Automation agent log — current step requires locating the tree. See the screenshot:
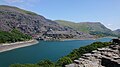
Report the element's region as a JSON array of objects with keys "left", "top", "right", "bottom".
[
  {"left": 37, "top": 59, "right": 55, "bottom": 67},
  {"left": 0, "top": 29, "right": 32, "bottom": 44},
  {"left": 10, "top": 64, "right": 39, "bottom": 67},
  {"left": 56, "top": 57, "right": 72, "bottom": 67}
]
